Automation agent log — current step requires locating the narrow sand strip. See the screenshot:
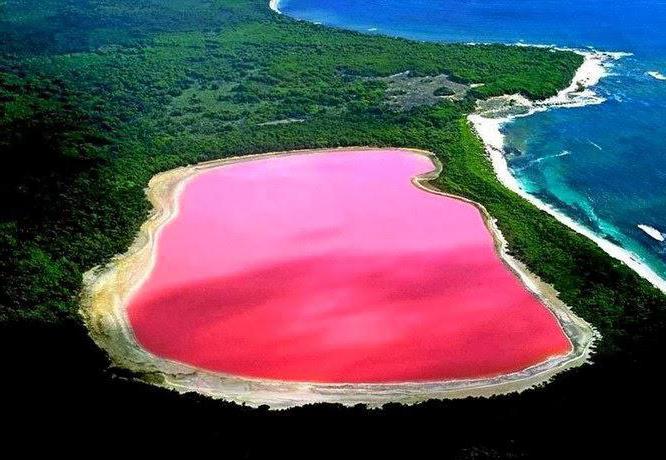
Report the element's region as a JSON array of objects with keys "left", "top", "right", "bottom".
[{"left": 80, "top": 147, "right": 597, "bottom": 409}]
